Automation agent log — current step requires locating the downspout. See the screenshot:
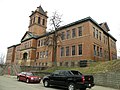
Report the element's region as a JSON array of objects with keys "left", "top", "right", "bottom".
[{"left": 108, "top": 37, "right": 111, "bottom": 60}]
